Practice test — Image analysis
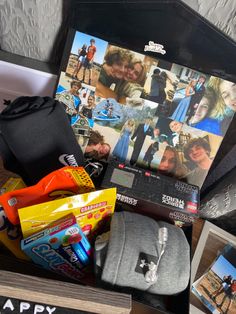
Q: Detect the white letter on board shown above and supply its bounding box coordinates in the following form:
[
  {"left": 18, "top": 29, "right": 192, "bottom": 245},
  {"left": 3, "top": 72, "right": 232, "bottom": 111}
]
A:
[
  {"left": 3, "top": 299, "right": 14, "bottom": 311},
  {"left": 20, "top": 302, "right": 31, "bottom": 312},
  {"left": 34, "top": 304, "right": 45, "bottom": 314},
  {"left": 46, "top": 306, "right": 57, "bottom": 313}
]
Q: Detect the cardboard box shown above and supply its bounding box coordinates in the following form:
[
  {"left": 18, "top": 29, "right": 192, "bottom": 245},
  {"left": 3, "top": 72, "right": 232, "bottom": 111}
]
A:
[
  {"left": 21, "top": 214, "right": 91, "bottom": 281},
  {"left": 101, "top": 161, "right": 200, "bottom": 224}
]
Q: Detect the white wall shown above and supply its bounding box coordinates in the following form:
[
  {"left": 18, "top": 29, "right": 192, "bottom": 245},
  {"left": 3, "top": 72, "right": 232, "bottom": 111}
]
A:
[{"left": 0, "top": 0, "right": 67, "bottom": 63}]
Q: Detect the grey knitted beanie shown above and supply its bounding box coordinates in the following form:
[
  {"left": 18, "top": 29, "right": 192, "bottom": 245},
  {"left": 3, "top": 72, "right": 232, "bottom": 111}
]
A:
[{"left": 100, "top": 211, "right": 190, "bottom": 295}]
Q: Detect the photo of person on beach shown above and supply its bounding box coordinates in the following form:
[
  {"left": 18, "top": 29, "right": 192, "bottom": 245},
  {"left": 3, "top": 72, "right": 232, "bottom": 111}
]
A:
[
  {"left": 75, "top": 38, "right": 97, "bottom": 85},
  {"left": 72, "top": 44, "right": 87, "bottom": 80},
  {"left": 64, "top": 31, "right": 108, "bottom": 87},
  {"left": 192, "top": 244, "right": 236, "bottom": 314}
]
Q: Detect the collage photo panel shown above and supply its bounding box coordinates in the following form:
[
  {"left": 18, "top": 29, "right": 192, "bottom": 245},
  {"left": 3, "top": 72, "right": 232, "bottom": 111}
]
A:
[
  {"left": 54, "top": 29, "right": 236, "bottom": 188},
  {"left": 168, "top": 68, "right": 236, "bottom": 137}
]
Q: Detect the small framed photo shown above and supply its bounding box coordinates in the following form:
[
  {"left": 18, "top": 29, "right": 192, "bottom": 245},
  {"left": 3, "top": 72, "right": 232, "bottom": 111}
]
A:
[{"left": 191, "top": 221, "right": 236, "bottom": 314}]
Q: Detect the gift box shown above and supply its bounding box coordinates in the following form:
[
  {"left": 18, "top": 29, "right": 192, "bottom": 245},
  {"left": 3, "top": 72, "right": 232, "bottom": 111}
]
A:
[{"left": 1, "top": 1, "right": 236, "bottom": 313}]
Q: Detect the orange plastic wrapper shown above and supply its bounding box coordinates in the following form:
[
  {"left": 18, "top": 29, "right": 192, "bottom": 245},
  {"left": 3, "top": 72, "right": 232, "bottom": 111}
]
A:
[{"left": 0, "top": 166, "right": 95, "bottom": 225}]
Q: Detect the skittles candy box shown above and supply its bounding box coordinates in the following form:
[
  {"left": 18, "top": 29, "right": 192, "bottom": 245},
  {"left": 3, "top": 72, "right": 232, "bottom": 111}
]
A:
[{"left": 21, "top": 214, "right": 91, "bottom": 281}]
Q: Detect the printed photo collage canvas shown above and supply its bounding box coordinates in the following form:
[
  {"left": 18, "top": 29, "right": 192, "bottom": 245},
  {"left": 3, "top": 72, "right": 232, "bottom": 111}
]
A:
[{"left": 55, "top": 29, "right": 236, "bottom": 188}]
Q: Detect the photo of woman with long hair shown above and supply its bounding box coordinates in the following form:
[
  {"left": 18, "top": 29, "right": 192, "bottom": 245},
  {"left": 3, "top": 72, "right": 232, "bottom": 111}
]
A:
[
  {"left": 208, "top": 77, "right": 236, "bottom": 134},
  {"left": 96, "top": 46, "right": 148, "bottom": 104},
  {"left": 112, "top": 119, "right": 135, "bottom": 163},
  {"left": 157, "top": 145, "right": 187, "bottom": 178},
  {"left": 170, "top": 79, "right": 196, "bottom": 122},
  {"left": 114, "top": 58, "right": 147, "bottom": 103}
]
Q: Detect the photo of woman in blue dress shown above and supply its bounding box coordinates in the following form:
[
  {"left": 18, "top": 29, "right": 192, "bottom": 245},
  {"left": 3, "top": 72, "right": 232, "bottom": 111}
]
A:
[
  {"left": 170, "top": 79, "right": 197, "bottom": 122},
  {"left": 112, "top": 119, "right": 135, "bottom": 162}
]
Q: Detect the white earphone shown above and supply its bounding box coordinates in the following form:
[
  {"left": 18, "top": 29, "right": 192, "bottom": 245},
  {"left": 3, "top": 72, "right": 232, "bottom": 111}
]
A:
[{"left": 145, "top": 227, "right": 168, "bottom": 284}]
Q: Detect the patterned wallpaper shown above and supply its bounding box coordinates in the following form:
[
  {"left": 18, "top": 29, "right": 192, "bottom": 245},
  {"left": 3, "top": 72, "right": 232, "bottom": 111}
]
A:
[
  {"left": 182, "top": 0, "right": 236, "bottom": 41},
  {"left": 0, "top": 0, "right": 68, "bottom": 63},
  {"left": 0, "top": 0, "right": 235, "bottom": 63}
]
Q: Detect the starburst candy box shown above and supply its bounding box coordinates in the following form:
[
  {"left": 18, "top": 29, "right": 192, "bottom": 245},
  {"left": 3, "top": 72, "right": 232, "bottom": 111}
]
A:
[{"left": 21, "top": 214, "right": 91, "bottom": 281}]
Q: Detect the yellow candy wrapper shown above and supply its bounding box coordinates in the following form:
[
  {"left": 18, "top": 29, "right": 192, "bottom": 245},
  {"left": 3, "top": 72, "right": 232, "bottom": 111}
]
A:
[
  {"left": 19, "top": 188, "right": 116, "bottom": 239},
  {"left": 0, "top": 177, "right": 26, "bottom": 194},
  {"left": 0, "top": 177, "right": 28, "bottom": 260}
]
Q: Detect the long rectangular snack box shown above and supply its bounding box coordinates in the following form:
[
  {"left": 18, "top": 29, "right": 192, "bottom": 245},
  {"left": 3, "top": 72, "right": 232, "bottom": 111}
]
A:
[{"left": 101, "top": 161, "right": 199, "bottom": 224}]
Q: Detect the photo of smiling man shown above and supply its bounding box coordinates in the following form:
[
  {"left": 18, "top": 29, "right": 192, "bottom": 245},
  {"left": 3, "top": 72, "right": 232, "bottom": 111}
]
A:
[{"left": 183, "top": 137, "right": 213, "bottom": 187}]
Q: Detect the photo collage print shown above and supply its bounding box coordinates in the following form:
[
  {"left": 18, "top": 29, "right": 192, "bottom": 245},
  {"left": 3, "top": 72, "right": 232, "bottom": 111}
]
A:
[{"left": 55, "top": 30, "right": 236, "bottom": 188}]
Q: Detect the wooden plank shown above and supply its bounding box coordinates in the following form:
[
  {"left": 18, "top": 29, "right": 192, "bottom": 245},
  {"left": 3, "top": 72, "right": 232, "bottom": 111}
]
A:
[
  {"left": 191, "top": 218, "right": 205, "bottom": 257},
  {"left": 0, "top": 270, "right": 131, "bottom": 314},
  {"left": 0, "top": 296, "right": 95, "bottom": 313}
]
